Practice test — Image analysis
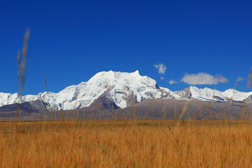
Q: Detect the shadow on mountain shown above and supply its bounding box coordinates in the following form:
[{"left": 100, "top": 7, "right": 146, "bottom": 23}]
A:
[
  {"left": 0, "top": 99, "right": 251, "bottom": 121},
  {"left": 122, "top": 99, "right": 250, "bottom": 120},
  {"left": 89, "top": 94, "right": 120, "bottom": 110}
]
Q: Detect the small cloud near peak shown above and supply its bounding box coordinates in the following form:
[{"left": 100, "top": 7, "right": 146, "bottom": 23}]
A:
[
  {"left": 181, "top": 73, "right": 228, "bottom": 85},
  {"left": 154, "top": 64, "right": 166, "bottom": 74},
  {"left": 169, "top": 79, "right": 177, "bottom": 85}
]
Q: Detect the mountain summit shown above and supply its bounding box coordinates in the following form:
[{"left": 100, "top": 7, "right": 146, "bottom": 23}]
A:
[{"left": 0, "top": 70, "right": 252, "bottom": 111}]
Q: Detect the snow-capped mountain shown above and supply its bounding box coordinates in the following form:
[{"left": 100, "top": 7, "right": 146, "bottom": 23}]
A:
[
  {"left": 176, "top": 86, "right": 252, "bottom": 102},
  {"left": 0, "top": 71, "right": 252, "bottom": 111},
  {"left": 0, "top": 70, "right": 180, "bottom": 110}
]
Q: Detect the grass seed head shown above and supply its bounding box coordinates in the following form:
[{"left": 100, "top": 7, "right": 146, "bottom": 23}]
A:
[
  {"left": 246, "top": 67, "right": 252, "bottom": 90},
  {"left": 19, "top": 29, "right": 30, "bottom": 95},
  {"left": 17, "top": 50, "right": 20, "bottom": 83}
]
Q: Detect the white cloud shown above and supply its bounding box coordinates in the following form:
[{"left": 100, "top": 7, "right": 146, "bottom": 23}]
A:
[
  {"left": 236, "top": 76, "right": 244, "bottom": 82},
  {"left": 169, "top": 79, "right": 177, "bottom": 85},
  {"left": 160, "top": 77, "right": 164, "bottom": 80},
  {"left": 181, "top": 73, "right": 228, "bottom": 85},
  {"left": 154, "top": 64, "right": 166, "bottom": 74}
]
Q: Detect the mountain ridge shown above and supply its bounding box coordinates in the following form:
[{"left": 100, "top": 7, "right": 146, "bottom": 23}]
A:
[{"left": 0, "top": 70, "right": 252, "bottom": 111}]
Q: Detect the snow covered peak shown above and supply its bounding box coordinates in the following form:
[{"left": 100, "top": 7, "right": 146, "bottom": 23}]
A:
[
  {"left": 88, "top": 70, "right": 157, "bottom": 89},
  {"left": 133, "top": 70, "right": 140, "bottom": 74},
  {"left": 88, "top": 71, "right": 115, "bottom": 82}
]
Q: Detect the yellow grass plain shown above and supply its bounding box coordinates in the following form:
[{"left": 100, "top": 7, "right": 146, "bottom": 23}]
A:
[{"left": 1, "top": 119, "right": 252, "bottom": 168}]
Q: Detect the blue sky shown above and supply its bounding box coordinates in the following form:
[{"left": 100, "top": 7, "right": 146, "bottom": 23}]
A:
[{"left": 0, "top": 0, "right": 252, "bottom": 95}]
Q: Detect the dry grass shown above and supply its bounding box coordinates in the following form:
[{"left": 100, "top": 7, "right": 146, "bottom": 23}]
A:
[{"left": 0, "top": 120, "right": 252, "bottom": 168}]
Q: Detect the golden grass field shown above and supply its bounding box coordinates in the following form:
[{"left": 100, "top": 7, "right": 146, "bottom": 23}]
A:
[{"left": 1, "top": 119, "right": 252, "bottom": 168}]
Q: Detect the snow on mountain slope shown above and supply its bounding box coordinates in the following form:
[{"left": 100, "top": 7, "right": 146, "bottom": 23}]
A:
[
  {"left": 176, "top": 86, "right": 252, "bottom": 102},
  {"left": 176, "top": 86, "right": 227, "bottom": 101},
  {"left": 1, "top": 71, "right": 252, "bottom": 110},
  {"left": 0, "top": 93, "right": 20, "bottom": 106},
  {"left": 223, "top": 89, "right": 252, "bottom": 101},
  {"left": 83, "top": 70, "right": 179, "bottom": 108},
  {"left": 0, "top": 70, "right": 181, "bottom": 110}
]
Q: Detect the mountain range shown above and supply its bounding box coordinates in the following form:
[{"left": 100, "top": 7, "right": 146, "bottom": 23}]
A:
[{"left": 0, "top": 70, "right": 252, "bottom": 113}]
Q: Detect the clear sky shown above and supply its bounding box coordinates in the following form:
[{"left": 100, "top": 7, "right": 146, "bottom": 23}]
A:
[{"left": 0, "top": 0, "right": 252, "bottom": 95}]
